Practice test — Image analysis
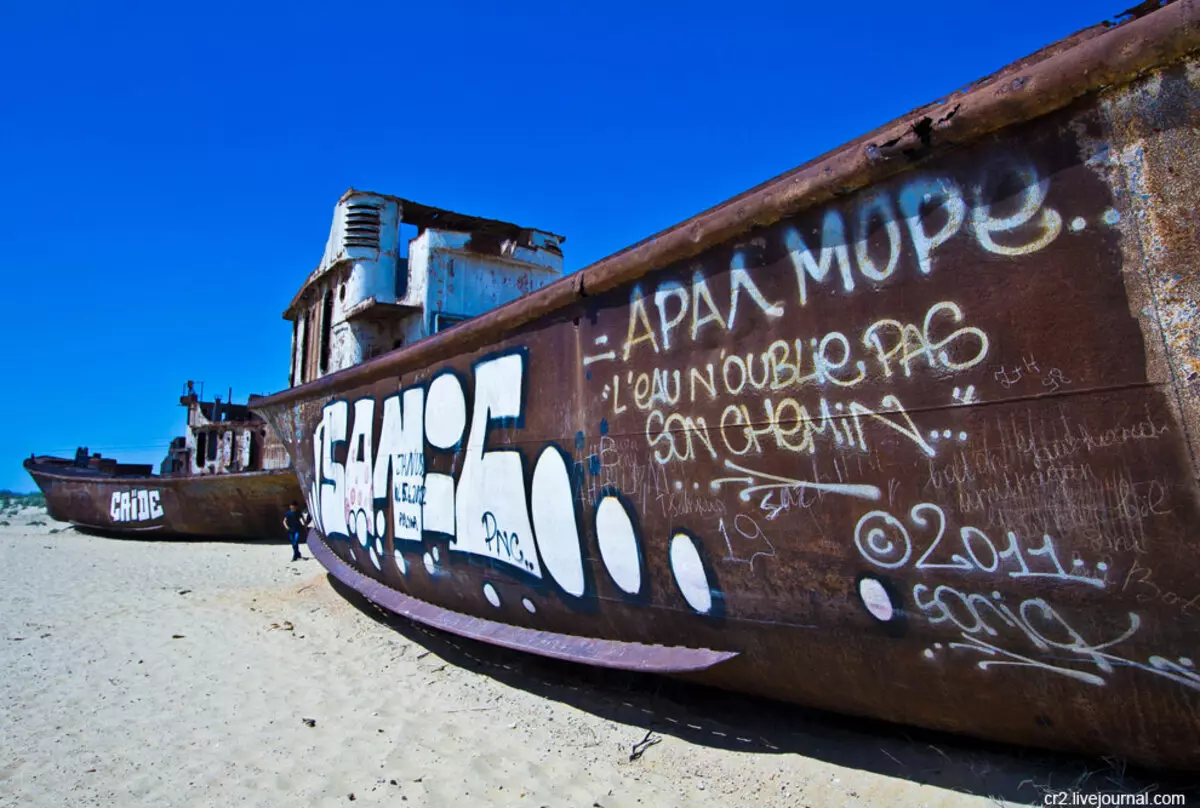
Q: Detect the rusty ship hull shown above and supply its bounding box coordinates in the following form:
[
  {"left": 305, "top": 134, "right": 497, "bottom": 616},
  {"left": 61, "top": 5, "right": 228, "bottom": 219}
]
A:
[
  {"left": 254, "top": 3, "right": 1200, "bottom": 770},
  {"left": 25, "top": 457, "right": 303, "bottom": 540}
]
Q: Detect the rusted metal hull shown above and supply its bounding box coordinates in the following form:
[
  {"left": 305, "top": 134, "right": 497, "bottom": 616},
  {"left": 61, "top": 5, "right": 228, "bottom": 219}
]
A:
[
  {"left": 254, "top": 4, "right": 1200, "bottom": 770},
  {"left": 24, "top": 457, "right": 303, "bottom": 540}
]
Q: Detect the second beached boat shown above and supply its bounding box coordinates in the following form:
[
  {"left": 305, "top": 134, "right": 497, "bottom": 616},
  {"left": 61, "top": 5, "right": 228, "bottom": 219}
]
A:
[{"left": 26, "top": 382, "right": 303, "bottom": 539}]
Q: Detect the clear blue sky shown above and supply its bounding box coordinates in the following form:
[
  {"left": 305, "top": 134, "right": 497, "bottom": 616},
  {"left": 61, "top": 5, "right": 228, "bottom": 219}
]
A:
[{"left": 0, "top": 0, "right": 1118, "bottom": 493}]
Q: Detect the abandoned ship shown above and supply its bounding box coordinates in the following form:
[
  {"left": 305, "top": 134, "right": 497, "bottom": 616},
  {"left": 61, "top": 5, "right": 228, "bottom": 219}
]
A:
[
  {"left": 251, "top": 1, "right": 1200, "bottom": 770},
  {"left": 26, "top": 382, "right": 303, "bottom": 539}
]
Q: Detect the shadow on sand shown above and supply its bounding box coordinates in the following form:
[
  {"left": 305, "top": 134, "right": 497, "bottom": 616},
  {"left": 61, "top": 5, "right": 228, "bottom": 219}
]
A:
[
  {"left": 327, "top": 574, "right": 1198, "bottom": 806},
  {"left": 68, "top": 524, "right": 293, "bottom": 545}
]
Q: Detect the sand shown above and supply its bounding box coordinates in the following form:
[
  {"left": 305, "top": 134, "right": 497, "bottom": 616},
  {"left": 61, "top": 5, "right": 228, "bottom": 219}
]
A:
[{"left": 1, "top": 507, "right": 1189, "bottom": 808}]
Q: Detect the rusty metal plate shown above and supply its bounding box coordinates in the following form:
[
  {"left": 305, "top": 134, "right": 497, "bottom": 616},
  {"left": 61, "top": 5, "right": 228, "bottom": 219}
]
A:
[{"left": 255, "top": 6, "right": 1200, "bottom": 771}]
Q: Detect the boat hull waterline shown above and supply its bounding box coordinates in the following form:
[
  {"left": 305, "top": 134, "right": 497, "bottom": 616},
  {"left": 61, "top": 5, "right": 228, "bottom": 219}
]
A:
[{"left": 254, "top": 7, "right": 1200, "bottom": 770}]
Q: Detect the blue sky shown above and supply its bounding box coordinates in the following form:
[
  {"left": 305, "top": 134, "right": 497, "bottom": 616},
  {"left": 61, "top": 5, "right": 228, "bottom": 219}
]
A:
[{"left": 0, "top": 0, "right": 1118, "bottom": 493}]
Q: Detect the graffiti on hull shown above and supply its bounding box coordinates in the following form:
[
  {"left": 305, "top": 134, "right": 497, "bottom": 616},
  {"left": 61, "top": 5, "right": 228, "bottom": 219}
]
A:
[
  {"left": 109, "top": 489, "right": 165, "bottom": 523},
  {"left": 303, "top": 145, "right": 1198, "bottom": 699},
  {"left": 308, "top": 349, "right": 726, "bottom": 616}
]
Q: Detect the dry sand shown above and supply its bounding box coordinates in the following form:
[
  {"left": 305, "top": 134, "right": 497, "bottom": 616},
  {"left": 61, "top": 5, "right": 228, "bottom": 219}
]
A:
[{"left": 1, "top": 506, "right": 1190, "bottom": 808}]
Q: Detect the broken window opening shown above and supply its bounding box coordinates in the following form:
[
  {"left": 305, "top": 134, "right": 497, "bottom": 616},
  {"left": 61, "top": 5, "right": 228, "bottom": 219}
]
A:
[
  {"left": 395, "top": 222, "right": 418, "bottom": 300},
  {"left": 290, "top": 318, "right": 300, "bottom": 387},
  {"left": 432, "top": 311, "right": 471, "bottom": 334},
  {"left": 319, "top": 291, "right": 334, "bottom": 375},
  {"left": 298, "top": 310, "right": 311, "bottom": 385},
  {"left": 248, "top": 429, "right": 260, "bottom": 470},
  {"left": 394, "top": 256, "right": 409, "bottom": 300}
]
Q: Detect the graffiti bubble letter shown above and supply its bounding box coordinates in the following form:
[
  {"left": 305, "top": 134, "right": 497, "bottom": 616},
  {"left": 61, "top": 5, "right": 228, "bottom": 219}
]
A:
[{"left": 454, "top": 352, "right": 543, "bottom": 577}]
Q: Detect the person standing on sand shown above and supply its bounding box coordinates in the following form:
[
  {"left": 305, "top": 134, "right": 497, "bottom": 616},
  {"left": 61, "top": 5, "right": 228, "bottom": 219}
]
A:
[{"left": 282, "top": 502, "right": 310, "bottom": 562}]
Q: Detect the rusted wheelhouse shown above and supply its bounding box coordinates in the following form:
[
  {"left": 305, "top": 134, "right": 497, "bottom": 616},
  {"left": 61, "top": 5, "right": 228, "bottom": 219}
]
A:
[
  {"left": 26, "top": 382, "right": 303, "bottom": 539},
  {"left": 254, "top": 3, "right": 1200, "bottom": 770}
]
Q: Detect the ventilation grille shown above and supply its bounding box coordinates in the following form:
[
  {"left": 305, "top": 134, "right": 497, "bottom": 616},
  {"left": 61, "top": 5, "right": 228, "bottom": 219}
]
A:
[{"left": 343, "top": 201, "right": 382, "bottom": 249}]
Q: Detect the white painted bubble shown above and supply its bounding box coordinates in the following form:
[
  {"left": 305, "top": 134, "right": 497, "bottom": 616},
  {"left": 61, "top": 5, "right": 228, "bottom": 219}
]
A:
[
  {"left": 393, "top": 549, "right": 408, "bottom": 575},
  {"left": 522, "top": 598, "right": 537, "bottom": 614},
  {"left": 530, "top": 448, "right": 585, "bottom": 597},
  {"left": 958, "top": 432, "right": 968, "bottom": 441},
  {"left": 425, "top": 373, "right": 467, "bottom": 449},
  {"left": 858, "top": 577, "right": 894, "bottom": 622},
  {"left": 423, "top": 552, "right": 435, "bottom": 575},
  {"left": 369, "top": 547, "right": 381, "bottom": 570},
  {"left": 375, "top": 512, "right": 385, "bottom": 538},
  {"left": 423, "top": 473, "right": 455, "bottom": 535},
  {"left": 942, "top": 429, "right": 951, "bottom": 439},
  {"left": 669, "top": 533, "right": 712, "bottom": 614},
  {"left": 357, "top": 511, "right": 370, "bottom": 548},
  {"left": 1102, "top": 208, "right": 1121, "bottom": 226},
  {"left": 923, "top": 648, "right": 935, "bottom": 660},
  {"left": 432, "top": 546, "right": 440, "bottom": 563},
  {"left": 483, "top": 582, "right": 501, "bottom": 608},
  {"left": 597, "top": 496, "right": 641, "bottom": 595},
  {"left": 1070, "top": 216, "right": 1086, "bottom": 232}
]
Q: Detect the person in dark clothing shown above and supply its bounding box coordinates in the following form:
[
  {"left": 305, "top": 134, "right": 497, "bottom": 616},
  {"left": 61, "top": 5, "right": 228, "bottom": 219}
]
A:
[{"left": 282, "top": 502, "right": 310, "bottom": 561}]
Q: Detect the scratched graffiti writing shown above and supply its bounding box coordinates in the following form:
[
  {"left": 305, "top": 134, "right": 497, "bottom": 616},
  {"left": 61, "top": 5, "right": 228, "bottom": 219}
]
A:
[
  {"left": 853, "top": 502, "right": 1197, "bottom": 689},
  {"left": 914, "top": 585, "right": 1199, "bottom": 689}
]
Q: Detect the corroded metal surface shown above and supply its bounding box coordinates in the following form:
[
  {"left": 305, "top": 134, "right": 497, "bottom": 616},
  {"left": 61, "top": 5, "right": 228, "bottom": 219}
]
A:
[
  {"left": 25, "top": 383, "right": 303, "bottom": 539},
  {"left": 284, "top": 192, "right": 564, "bottom": 384},
  {"left": 25, "top": 458, "right": 303, "bottom": 539},
  {"left": 254, "top": 4, "right": 1200, "bottom": 770},
  {"left": 171, "top": 383, "right": 293, "bottom": 475},
  {"left": 307, "top": 527, "right": 739, "bottom": 672}
]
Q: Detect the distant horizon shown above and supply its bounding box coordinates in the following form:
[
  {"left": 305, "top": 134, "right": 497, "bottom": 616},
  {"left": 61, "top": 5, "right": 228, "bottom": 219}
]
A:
[{"left": 1, "top": 0, "right": 1121, "bottom": 493}]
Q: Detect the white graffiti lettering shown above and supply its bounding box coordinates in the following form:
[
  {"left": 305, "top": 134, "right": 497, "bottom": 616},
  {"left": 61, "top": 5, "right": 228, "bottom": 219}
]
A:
[
  {"left": 619, "top": 158, "right": 1058, "bottom": 363},
  {"left": 915, "top": 585, "right": 1199, "bottom": 691},
  {"left": 109, "top": 489, "right": 164, "bottom": 523},
  {"left": 854, "top": 502, "right": 1109, "bottom": 587}
]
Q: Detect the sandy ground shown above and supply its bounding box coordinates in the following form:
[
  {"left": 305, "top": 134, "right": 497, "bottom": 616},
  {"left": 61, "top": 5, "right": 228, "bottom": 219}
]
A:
[{"left": 1, "top": 506, "right": 1193, "bottom": 808}]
